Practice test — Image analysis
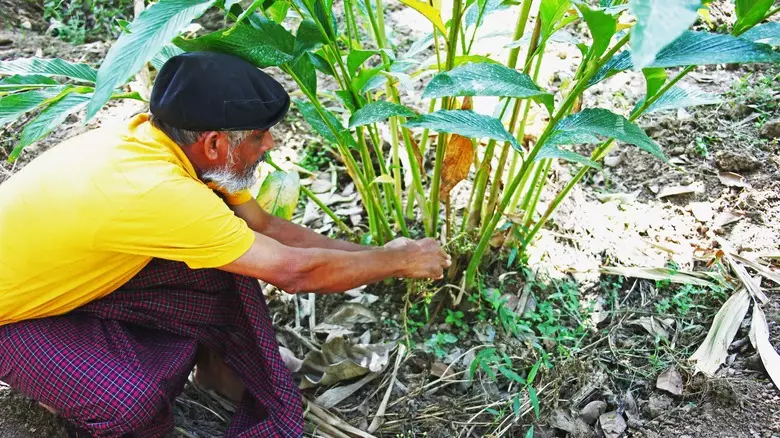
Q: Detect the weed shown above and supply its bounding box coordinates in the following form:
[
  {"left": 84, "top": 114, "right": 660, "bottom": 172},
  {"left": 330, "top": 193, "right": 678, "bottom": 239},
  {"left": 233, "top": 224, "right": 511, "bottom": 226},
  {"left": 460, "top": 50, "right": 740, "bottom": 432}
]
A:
[
  {"left": 694, "top": 135, "right": 715, "bottom": 157},
  {"left": 44, "top": 0, "right": 134, "bottom": 44},
  {"left": 424, "top": 332, "right": 458, "bottom": 359},
  {"left": 299, "top": 142, "right": 335, "bottom": 172}
]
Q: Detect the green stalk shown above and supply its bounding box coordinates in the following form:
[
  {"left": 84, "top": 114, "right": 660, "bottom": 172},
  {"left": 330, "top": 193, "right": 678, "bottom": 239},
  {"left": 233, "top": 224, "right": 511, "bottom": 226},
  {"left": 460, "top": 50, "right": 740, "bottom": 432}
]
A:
[
  {"left": 508, "top": 159, "right": 537, "bottom": 214},
  {"left": 521, "top": 158, "right": 551, "bottom": 233},
  {"left": 419, "top": 98, "right": 438, "bottom": 153},
  {"left": 464, "top": 33, "right": 631, "bottom": 287},
  {"left": 519, "top": 159, "right": 546, "bottom": 221},
  {"left": 389, "top": 117, "right": 411, "bottom": 236},
  {"left": 343, "top": 0, "right": 361, "bottom": 49},
  {"left": 428, "top": 0, "right": 464, "bottom": 237}
]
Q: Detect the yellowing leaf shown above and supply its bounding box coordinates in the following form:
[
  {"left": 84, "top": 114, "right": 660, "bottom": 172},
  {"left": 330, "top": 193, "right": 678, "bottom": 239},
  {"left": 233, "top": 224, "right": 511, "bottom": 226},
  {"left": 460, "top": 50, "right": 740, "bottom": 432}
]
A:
[
  {"left": 257, "top": 170, "right": 300, "bottom": 220},
  {"left": 398, "top": 0, "right": 447, "bottom": 36},
  {"left": 461, "top": 96, "right": 473, "bottom": 110},
  {"left": 371, "top": 174, "right": 395, "bottom": 185},
  {"left": 439, "top": 134, "right": 474, "bottom": 201}
]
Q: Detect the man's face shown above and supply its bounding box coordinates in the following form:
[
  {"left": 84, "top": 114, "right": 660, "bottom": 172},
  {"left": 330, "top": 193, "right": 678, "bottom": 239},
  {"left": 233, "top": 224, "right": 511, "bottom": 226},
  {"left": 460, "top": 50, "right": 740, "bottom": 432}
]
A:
[{"left": 202, "top": 129, "right": 275, "bottom": 194}]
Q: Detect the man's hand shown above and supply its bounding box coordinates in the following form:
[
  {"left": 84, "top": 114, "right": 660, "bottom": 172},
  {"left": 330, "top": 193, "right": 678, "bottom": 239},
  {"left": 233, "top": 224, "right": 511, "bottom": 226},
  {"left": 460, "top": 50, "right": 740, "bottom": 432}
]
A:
[{"left": 397, "top": 238, "right": 451, "bottom": 279}]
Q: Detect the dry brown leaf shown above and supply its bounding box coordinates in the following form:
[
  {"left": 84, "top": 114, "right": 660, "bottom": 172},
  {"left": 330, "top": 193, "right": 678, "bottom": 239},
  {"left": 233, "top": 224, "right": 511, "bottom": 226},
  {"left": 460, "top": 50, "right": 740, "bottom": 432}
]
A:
[
  {"left": 299, "top": 338, "right": 394, "bottom": 389},
  {"left": 730, "top": 253, "right": 780, "bottom": 285},
  {"left": 461, "top": 96, "right": 473, "bottom": 110},
  {"left": 630, "top": 316, "right": 672, "bottom": 339},
  {"left": 657, "top": 181, "right": 705, "bottom": 198},
  {"left": 723, "top": 250, "right": 769, "bottom": 303},
  {"left": 690, "top": 288, "right": 750, "bottom": 376},
  {"left": 656, "top": 367, "right": 684, "bottom": 395},
  {"left": 315, "top": 372, "right": 381, "bottom": 409},
  {"left": 431, "top": 361, "right": 455, "bottom": 380},
  {"left": 749, "top": 305, "right": 780, "bottom": 390},
  {"left": 598, "top": 411, "right": 627, "bottom": 438},
  {"left": 323, "top": 303, "right": 378, "bottom": 329},
  {"left": 718, "top": 171, "right": 751, "bottom": 188},
  {"left": 439, "top": 134, "right": 474, "bottom": 200}
]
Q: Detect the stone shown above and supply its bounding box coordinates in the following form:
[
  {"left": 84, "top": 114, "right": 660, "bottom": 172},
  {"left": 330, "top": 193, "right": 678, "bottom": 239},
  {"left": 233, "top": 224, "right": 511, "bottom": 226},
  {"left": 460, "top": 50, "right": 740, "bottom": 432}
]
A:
[
  {"left": 599, "top": 411, "right": 627, "bottom": 438},
  {"left": 580, "top": 400, "right": 607, "bottom": 424},
  {"left": 645, "top": 394, "right": 673, "bottom": 419},
  {"left": 746, "top": 353, "right": 765, "bottom": 372},
  {"left": 604, "top": 154, "right": 622, "bottom": 167},
  {"left": 760, "top": 119, "right": 780, "bottom": 140},
  {"left": 715, "top": 150, "right": 760, "bottom": 173},
  {"left": 21, "top": 20, "right": 32, "bottom": 30}
]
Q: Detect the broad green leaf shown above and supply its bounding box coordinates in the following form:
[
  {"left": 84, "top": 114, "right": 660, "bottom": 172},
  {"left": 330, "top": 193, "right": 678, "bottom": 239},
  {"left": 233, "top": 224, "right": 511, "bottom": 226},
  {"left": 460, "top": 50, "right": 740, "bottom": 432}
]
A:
[
  {"left": 527, "top": 359, "right": 541, "bottom": 383},
  {"left": 740, "top": 22, "right": 780, "bottom": 46},
  {"left": 629, "top": 0, "right": 701, "bottom": 69},
  {"left": 266, "top": 0, "right": 290, "bottom": 23},
  {"left": 0, "top": 74, "right": 58, "bottom": 91},
  {"left": 465, "top": 0, "right": 508, "bottom": 30},
  {"left": 227, "top": 0, "right": 265, "bottom": 31},
  {"left": 480, "top": 360, "right": 498, "bottom": 381},
  {"left": 295, "top": 99, "right": 352, "bottom": 147},
  {"left": 347, "top": 49, "right": 377, "bottom": 75},
  {"left": 734, "top": 0, "right": 774, "bottom": 35},
  {"left": 256, "top": 170, "right": 301, "bottom": 220},
  {"left": 591, "top": 31, "right": 780, "bottom": 86},
  {"left": 576, "top": 3, "right": 617, "bottom": 58},
  {"left": 294, "top": 20, "right": 327, "bottom": 56},
  {"left": 225, "top": 0, "right": 242, "bottom": 11},
  {"left": 553, "top": 108, "right": 665, "bottom": 160},
  {"left": 245, "top": 12, "right": 296, "bottom": 54},
  {"left": 353, "top": 62, "right": 391, "bottom": 92},
  {"left": 150, "top": 44, "right": 184, "bottom": 71},
  {"left": 540, "top": 0, "right": 571, "bottom": 40},
  {"left": 290, "top": 55, "right": 317, "bottom": 97},
  {"left": 87, "top": 0, "right": 216, "bottom": 121},
  {"left": 397, "top": 0, "right": 448, "bottom": 36},
  {"left": 309, "top": 52, "right": 335, "bottom": 76},
  {"left": 404, "top": 110, "right": 521, "bottom": 150},
  {"left": 335, "top": 90, "right": 359, "bottom": 113},
  {"left": 402, "top": 33, "right": 434, "bottom": 59},
  {"left": 422, "top": 63, "right": 554, "bottom": 113},
  {"left": 0, "top": 58, "right": 97, "bottom": 83},
  {"left": 643, "top": 85, "right": 721, "bottom": 113},
  {"left": 0, "top": 87, "right": 67, "bottom": 128},
  {"left": 642, "top": 68, "right": 667, "bottom": 100},
  {"left": 525, "top": 426, "right": 534, "bottom": 438},
  {"left": 12, "top": 91, "right": 92, "bottom": 160},
  {"left": 528, "top": 386, "right": 540, "bottom": 418},
  {"left": 535, "top": 144, "right": 601, "bottom": 168},
  {"left": 498, "top": 366, "right": 526, "bottom": 384},
  {"left": 545, "top": 130, "right": 600, "bottom": 147},
  {"left": 174, "top": 23, "right": 294, "bottom": 68},
  {"left": 348, "top": 101, "right": 415, "bottom": 128}
]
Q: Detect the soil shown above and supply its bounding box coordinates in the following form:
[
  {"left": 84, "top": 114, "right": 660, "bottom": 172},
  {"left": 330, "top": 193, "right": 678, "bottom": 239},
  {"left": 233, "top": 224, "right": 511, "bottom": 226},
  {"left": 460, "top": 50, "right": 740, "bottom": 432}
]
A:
[{"left": 1, "top": 2, "right": 779, "bottom": 438}]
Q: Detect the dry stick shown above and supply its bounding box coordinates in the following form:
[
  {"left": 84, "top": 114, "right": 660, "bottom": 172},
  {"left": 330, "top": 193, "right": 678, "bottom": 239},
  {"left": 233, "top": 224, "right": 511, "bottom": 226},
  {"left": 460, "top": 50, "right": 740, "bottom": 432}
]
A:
[
  {"left": 174, "top": 427, "right": 198, "bottom": 438},
  {"left": 309, "top": 293, "right": 317, "bottom": 341},
  {"left": 281, "top": 325, "right": 322, "bottom": 353},
  {"left": 367, "top": 344, "right": 407, "bottom": 433},
  {"left": 307, "top": 399, "right": 378, "bottom": 438}
]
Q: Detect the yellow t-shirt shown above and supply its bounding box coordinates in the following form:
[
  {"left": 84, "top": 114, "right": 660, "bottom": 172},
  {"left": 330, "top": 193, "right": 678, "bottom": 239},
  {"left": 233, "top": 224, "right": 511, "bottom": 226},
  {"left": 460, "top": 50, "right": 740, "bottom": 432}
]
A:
[{"left": 0, "top": 114, "right": 256, "bottom": 325}]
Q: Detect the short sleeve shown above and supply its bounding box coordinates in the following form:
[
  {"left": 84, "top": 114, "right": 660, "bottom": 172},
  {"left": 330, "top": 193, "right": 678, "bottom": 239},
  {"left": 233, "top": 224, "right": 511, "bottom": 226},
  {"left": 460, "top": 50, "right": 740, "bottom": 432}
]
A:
[{"left": 96, "top": 178, "right": 256, "bottom": 269}]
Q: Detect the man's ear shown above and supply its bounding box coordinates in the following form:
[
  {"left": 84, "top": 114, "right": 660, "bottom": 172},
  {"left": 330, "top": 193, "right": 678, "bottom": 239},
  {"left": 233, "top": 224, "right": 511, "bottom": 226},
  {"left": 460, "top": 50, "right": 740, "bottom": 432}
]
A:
[{"left": 201, "top": 131, "right": 229, "bottom": 162}]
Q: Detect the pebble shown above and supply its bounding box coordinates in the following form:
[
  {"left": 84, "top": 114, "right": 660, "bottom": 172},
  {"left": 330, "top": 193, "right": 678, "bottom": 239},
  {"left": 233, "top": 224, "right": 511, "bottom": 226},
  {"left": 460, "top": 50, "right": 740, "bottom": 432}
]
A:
[
  {"left": 604, "top": 154, "right": 622, "bottom": 167},
  {"left": 760, "top": 119, "right": 780, "bottom": 139},
  {"left": 21, "top": 20, "right": 31, "bottom": 30},
  {"left": 580, "top": 400, "right": 607, "bottom": 424}
]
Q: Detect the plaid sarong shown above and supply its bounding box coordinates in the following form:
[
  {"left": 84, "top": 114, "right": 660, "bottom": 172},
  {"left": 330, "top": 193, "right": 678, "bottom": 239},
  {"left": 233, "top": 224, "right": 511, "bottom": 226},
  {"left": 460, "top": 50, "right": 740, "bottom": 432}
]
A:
[{"left": 0, "top": 259, "right": 303, "bottom": 437}]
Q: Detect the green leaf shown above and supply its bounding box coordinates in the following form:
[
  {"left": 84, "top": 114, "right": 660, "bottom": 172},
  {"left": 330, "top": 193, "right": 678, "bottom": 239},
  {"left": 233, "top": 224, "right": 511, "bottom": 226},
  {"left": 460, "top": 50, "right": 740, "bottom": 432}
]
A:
[
  {"left": 0, "top": 74, "right": 58, "bottom": 91},
  {"left": 525, "top": 425, "right": 534, "bottom": 438},
  {"left": 553, "top": 108, "right": 665, "bottom": 160},
  {"left": 0, "top": 58, "right": 97, "bottom": 83},
  {"left": 629, "top": 0, "right": 701, "bottom": 69},
  {"left": 652, "top": 31, "right": 780, "bottom": 67},
  {"left": 402, "top": 33, "right": 434, "bottom": 59},
  {"left": 527, "top": 359, "right": 541, "bottom": 383},
  {"left": 740, "top": 22, "right": 780, "bottom": 46},
  {"left": 347, "top": 49, "right": 377, "bottom": 75},
  {"left": 576, "top": 3, "right": 617, "bottom": 58},
  {"left": 150, "top": 44, "right": 184, "bottom": 71},
  {"left": 0, "top": 86, "right": 67, "bottom": 128},
  {"left": 256, "top": 170, "right": 301, "bottom": 220},
  {"left": 480, "top": 360, "right": 498, "bottom": 382},
  {"left": 498, "top": 366, "right": 527, "bottom": 384},
  {"left": 486, "top": 407, "right": 501, "bottom": 416},
  {"left": 225, "top": 0, "right": 243, "bottom": 11},
  {"left": 353, "top": 62, "right": 390, "bottom": 92},
  {"left": 294, "top": 20, "right": 327, "bottom": 56},
  {"left": 535, "top": 144, "right": 601, "bottom": 168},
  {"left": 545, "top": 130, "right": 600, "bottom": 147},
  {"left": 397, "top": 0, "right": 448, "bottom": 36},
  {"left": 422, "top": 63, "right": 553, "bottom": 113},
  {"left": 540, "top": 0, "right": 571, "bottom": 40},
  {"left": 528, "top": 386, "right": 540, "bottom": 418},
  {"left": 88, "top": 0, "right": 216, "bottom": 121},
  {"left": 734, "top": 0, "right": 774, "bottom": 35},
  {"left": 174, "top": 23, "right": 294, "bottom": 68},
  {"left": 441, "top": 333, "right": 458, "bottom": 343},
  {"left": 644, "top": 85, "right": 721, "bottom": 113},
  {"left": 12, "top": 91, "right": 92, "bottom": 160},
  {"left": 296, "top": 99, "right": 352, "bottom": 147},
  {"left": 116, "top": 19, "right": 132, "bottom": 33},
  {"left": 404, "top": 110, "right": 521, "bottom": 150},
  {"left": 308, "top": 52, "right": 335, "bottom": 76},
  {"left": 336, "top": 90, "right": 359, "bottom": 113},
  {"left": 266, "top": 0, "right": 290, "bottom": 23},
  {"left": 465, "top": 0, "right": 508, "bottom": 30},
  {"left": 348, "top": 101, "right": 415, "bottom": 128},
  {"left": 642, "top": 67, "right": 667, "bottom": 100},
  {"left": 290, "top": 54, "right": 317, "bottom": 97}
]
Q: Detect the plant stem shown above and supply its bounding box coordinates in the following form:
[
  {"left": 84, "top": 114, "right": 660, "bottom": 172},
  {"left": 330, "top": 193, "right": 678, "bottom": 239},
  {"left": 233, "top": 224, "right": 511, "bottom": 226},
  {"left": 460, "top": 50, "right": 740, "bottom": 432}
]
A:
[
  {"left": 429, "top": 0, "right": 463, "bottom": 237},
  {"left": 389, "top": 117, "right": 411, "bottom": 236},
  {"left": 521, "top": 158, "right": 551, "bottom": 234}
]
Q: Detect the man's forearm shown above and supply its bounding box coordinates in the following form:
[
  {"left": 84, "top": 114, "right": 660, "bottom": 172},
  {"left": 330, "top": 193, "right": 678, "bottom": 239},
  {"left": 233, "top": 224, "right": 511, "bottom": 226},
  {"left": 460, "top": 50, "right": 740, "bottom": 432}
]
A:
[
  {"left": 288, "top": 246, "right": 405, "bottom": 293},
  {"left": 263, "top": 214, "right": 368, "bottom": 251}
]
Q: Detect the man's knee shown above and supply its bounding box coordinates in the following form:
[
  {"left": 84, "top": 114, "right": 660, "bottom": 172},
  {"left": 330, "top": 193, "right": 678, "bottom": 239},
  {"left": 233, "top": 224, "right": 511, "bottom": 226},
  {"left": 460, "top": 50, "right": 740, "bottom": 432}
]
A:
[{"left": 92, "top": 373, "right": 168, "bottom": 434}]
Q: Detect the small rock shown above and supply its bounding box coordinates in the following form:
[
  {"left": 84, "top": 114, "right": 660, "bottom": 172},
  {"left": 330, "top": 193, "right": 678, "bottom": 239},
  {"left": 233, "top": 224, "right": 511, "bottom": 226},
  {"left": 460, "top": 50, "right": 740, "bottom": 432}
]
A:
[
  {"left": 34, "top": 48, "right": 43, "bottom": 58},
  {"left": 746, "top": 353, "right": 765, "bottom": 372},
  {"left": 670, "top": 146, "right": 686, "bottom": 156},
  {"left": 604, "top": 154, "right": 622, "bottom": 167},
  {"left": 599, "top": 411, "right": 627, "bottom": 438},
  {"left": 580, "top": 400, "right": 607, "bottom": 424},
  {"left": 680, "top": 175, "right": 695, "bottom": 185},
  {"left": 715, "top": 150, "right": 760, "bottom": 173},
  {"left": 760, "top": 119, "right": 780, "bottom": 139},
  {"left": 644, "top": 394, "right": 673, "bottom": 419},
  {"left": 21, "top": 20, "right": 32, "bottom": 30}
]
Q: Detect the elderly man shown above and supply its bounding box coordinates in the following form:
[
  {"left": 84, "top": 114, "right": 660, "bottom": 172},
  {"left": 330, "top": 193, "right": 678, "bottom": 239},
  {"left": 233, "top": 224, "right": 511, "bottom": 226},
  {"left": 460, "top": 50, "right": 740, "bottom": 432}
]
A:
[{"left": 0, "top": 52, "right": 450, "bottom": 438}]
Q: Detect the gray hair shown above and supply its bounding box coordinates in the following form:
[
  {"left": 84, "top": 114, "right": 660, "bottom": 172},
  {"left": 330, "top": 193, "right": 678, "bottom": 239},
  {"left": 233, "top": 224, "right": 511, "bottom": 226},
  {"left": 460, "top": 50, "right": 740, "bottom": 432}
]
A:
[{"left": 149, "top": 115, "right": 253, "bottom": 151}]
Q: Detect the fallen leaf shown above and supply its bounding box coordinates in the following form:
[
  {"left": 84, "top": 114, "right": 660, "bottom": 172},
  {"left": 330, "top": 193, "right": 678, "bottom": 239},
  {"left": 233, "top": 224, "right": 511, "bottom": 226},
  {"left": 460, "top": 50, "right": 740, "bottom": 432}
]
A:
[
  {"left": 315, "top": 372, "right": 381, "bottom": 409},
  {"left": 596, "top": 191, "right": 640, "bottom": 204},
  {"left": 311, "top": 178, "right": 334, "bottom": 193},
  {"left": 439, "top": 133, "right": 474, "bottom": 200},
  {"left": 599, "top": 266, "right": 718, "bottom": 287},
  {"left": 461, "top": 96, "right": 473, "bottom": 110},
  {"left": 690, "top": 288, "right": 750, "bottom": 376},
  {"left": 718, "top": 171, "right": 751, "bottom": 188},
  {"left": 729, "top": 253, "right": 780, "bottom": 286},
  {"left": 749, "top": 304, "right": 780, "bottom": 390},
  {"left": 656, "top": 181, "right": 705, "bottom": 198},
  {"left": 323, "top": 303, "right": 378, "bottom": 329},
  {"left": 629, "top": 316, "right": 671, "bottom": 339},
  {"left": 598, "top": 411, "right": 627, "bottom": 438},
  {"left": 656, "top": 367, "right": 684, "bottom": 396},
  {"left": 299, "top": 338, "right": 395, "bottom": 389},
  {"left": 689, "top": 202, "right": 714, "bottom": 222},
  {"left": 431, "top": 361, "right": 455, "bottom": 380},
  {"left": 579, "top": 400, "right": 606, "bottom": 424},
  {"left": 713, "top": 211, "right": 744, "bottom": 229},
  {"left": 280, "top": 346, "right": 304, "bottom": 373}
]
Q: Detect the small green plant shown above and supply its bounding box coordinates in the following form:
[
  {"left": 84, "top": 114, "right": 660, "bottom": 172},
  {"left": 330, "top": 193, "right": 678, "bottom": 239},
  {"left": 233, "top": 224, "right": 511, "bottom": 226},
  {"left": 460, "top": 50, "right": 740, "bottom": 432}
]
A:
[
  {"left": 299, "top": 142, "right": 335, "bottom": 172},
  {"left": 445, "top": 308, "right": 465, "bottom": 327},
  {"left": 44, "top": 0, "right": 135, "bottom": 44},
  {"left": 694, "top": 136, "right": 711, "bottom": 157},
  {"left": 424, "top": 332, "right": 458, "bottom": 358}
]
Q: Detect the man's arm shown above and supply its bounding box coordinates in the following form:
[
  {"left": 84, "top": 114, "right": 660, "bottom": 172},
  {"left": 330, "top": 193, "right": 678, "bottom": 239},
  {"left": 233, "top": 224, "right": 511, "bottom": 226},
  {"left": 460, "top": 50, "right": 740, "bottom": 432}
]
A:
[
  {"left": 230, "top": 198, "right": 368, "bottom": 251},
  {"left": 219, "top": 232, "right": 448, "bottom": 294}
]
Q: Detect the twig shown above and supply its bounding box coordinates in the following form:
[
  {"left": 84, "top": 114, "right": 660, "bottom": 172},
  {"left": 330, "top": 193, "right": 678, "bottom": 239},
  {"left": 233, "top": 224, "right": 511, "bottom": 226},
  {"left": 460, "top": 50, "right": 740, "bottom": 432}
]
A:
[
  {"left": 309, "top": 293, "right": 317, "bottom": 341},
  {"left": 282, "top": 325, "right": 322, "bottom": 352},
  {"left": 175, "top": 398, "right": 227, "bottom": 423},
  {"left": 368, "top": 344, "right": 406, "bottom": 433},
  {"left": 174, "top": 427, "right": 198, "bottom": 438},
  {"left": 306, "top": 399, "right": 377, "bottom": 438}
]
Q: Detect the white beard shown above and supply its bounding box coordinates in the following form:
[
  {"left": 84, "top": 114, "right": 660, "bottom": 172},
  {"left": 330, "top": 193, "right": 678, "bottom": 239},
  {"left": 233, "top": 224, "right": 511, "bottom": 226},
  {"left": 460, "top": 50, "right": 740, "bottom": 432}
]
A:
[{"left": 202, "top": 161, "right": 259, "bottom": 194}]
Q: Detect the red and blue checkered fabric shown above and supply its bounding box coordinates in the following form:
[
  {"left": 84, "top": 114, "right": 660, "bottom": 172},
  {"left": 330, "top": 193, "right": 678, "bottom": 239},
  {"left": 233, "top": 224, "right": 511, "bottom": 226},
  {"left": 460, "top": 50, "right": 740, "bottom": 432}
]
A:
[{"left": 0, "top": 259, "right": 303, "bottom": 437}]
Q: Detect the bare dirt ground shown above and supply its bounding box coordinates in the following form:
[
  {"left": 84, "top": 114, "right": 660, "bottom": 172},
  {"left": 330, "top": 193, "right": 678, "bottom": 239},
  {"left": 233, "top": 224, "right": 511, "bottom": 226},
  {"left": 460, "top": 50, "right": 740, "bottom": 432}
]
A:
[{"left": 1, "top": 1, "right": 779, "bottom": 437}]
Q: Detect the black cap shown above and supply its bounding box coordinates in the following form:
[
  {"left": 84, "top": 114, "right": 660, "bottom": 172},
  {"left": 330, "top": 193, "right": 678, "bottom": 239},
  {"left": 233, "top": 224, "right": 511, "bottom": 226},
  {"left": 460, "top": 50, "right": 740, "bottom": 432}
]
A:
[{"left": 150, "top": 51, "right": 290, "bottom": 131}]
